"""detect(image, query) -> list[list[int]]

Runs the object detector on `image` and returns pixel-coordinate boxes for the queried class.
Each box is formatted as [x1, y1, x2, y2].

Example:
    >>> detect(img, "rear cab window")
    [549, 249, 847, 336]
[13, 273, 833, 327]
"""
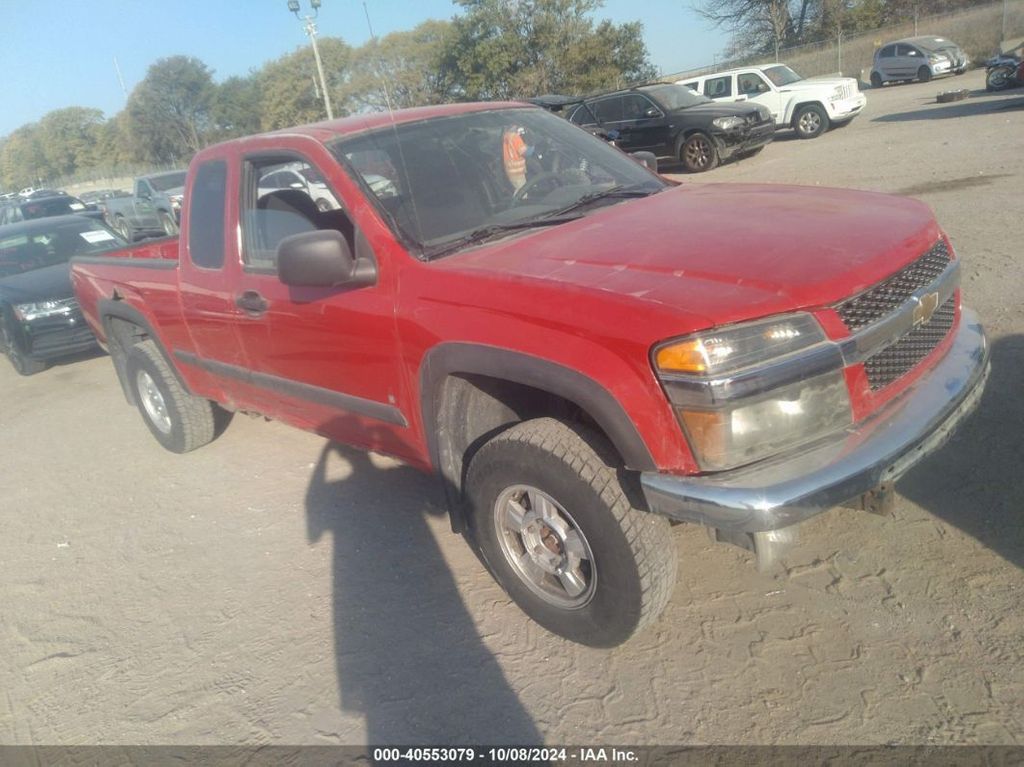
[188, 160, 228, 270]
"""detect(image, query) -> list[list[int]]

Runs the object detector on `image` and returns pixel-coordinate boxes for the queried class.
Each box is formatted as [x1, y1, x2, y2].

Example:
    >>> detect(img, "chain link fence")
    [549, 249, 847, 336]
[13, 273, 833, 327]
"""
[664, 0, 1024, 85]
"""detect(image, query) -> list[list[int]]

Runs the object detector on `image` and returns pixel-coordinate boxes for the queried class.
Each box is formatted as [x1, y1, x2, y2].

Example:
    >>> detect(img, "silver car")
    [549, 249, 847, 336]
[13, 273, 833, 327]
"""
[870, 36, 969, 87]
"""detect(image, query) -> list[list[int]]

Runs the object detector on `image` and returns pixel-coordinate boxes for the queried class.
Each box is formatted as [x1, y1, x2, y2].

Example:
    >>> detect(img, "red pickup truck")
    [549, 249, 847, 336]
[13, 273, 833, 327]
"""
[71, 103, 989, 646]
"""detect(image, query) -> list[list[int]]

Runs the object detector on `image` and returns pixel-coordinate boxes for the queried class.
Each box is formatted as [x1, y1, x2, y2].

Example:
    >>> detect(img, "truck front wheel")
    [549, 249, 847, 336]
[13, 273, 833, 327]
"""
[465, 418, 678, 647]
[125, 340, 226, 453]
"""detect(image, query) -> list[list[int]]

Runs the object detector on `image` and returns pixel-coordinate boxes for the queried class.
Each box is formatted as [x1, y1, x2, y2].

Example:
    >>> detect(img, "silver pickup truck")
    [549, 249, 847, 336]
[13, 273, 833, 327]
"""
[101, 170, 186, 241]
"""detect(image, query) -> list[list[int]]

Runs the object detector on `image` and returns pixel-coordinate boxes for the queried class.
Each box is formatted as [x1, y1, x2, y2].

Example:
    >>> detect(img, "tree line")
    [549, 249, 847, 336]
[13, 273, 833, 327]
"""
[0, 0, 654, 191]
[696, 0, 990, 61]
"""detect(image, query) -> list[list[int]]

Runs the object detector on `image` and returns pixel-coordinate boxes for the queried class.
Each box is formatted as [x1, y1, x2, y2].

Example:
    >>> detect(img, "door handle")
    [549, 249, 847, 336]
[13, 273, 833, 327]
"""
[235, 291, 268, 315]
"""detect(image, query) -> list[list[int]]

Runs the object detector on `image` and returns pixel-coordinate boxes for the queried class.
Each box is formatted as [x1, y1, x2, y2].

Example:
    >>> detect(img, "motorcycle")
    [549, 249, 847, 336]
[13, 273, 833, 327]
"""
[983, 54, 1024, 91]
[986, 39, 1024, 91]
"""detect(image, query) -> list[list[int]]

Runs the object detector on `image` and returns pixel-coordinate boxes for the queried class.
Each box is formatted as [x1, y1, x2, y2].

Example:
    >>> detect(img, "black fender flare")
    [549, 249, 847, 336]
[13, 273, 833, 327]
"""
[97, 299, 191, 405]
[419, 342, 656, 530]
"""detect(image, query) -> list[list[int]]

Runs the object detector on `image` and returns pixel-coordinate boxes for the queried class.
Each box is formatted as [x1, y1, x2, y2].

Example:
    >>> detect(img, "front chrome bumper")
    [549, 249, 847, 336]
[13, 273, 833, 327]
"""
[640, 308, 989, 532]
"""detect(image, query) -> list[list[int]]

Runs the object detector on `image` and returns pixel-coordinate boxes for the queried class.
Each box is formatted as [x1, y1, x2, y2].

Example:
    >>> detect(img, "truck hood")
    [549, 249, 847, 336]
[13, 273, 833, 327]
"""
[0, 263, 72, 305]
[443, 183, 941, 331]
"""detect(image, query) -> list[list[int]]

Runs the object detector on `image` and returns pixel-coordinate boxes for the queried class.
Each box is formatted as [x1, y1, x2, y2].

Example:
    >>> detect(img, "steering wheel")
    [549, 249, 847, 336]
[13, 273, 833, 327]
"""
[511, 172, 565, 205]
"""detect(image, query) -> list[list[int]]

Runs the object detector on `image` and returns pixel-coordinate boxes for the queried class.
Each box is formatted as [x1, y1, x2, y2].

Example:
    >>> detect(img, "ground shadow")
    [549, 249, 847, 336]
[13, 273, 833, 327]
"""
[899, 334, 1024, 569]
[873, 91, 1024, 122]
[305, 437, 542, 744]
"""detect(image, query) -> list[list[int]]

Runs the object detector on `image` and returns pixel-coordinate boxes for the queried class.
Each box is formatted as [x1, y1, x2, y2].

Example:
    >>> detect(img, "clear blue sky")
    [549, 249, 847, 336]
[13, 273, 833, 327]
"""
[0, 0, 727, 137]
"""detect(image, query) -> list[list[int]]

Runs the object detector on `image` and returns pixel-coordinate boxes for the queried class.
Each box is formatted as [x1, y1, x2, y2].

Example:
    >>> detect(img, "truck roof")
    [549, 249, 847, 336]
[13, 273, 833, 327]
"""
[255, 101, 532, 145]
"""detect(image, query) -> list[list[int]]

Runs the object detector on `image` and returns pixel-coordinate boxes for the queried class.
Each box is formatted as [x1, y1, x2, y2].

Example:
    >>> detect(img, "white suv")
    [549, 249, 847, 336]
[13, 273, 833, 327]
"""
[677, 64, 866, 139]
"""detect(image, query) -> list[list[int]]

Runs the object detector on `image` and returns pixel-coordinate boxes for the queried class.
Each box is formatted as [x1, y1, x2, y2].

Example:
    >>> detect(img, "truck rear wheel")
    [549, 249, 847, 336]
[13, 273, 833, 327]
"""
[465, 418, 678, 647]
[125, 340, 224, 453]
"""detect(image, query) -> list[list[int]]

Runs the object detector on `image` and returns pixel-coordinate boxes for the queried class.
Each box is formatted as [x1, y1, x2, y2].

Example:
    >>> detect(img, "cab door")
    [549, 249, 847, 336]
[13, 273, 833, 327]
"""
[229, 145, 413, 460]
[736, 71, 781, 123]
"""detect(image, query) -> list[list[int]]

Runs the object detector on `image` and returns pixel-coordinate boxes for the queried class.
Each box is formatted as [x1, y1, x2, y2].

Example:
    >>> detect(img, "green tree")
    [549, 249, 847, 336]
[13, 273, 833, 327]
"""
[36, 107, 105, 178]
[347, 20, 457, 111]
[257, 38, 352, 130]
[126, 55, 215, 163]
[210, 75, 262, 139]
[444, 0, 657, 100]
[0, 125, 50, 190]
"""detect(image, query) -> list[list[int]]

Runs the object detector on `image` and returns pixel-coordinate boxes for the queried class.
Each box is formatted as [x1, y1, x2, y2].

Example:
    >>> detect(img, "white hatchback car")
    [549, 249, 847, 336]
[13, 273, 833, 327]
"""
[677, 63, 866, 139]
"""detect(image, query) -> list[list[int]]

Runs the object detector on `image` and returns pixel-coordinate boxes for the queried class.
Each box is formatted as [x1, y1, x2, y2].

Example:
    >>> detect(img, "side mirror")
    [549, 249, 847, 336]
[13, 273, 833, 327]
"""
[644, 107, 661, 118]
[277, 230, 375, 288]
[758, 83, 769, 92]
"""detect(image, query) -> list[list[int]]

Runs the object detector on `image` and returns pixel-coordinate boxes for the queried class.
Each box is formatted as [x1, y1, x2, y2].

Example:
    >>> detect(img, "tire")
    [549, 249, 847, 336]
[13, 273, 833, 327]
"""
[158, 211, 178, 236]
[1, 318, 46, 375]
[679, 132, 719, 173]
[793, 103, 829, 139]
[986, 65, 1014, 91]
[114, 216, 134, 242]
[125, 339, 223, 453]
[918, 66, 932, 83]
[7, 345, 46, 376]
[870, 71, 883, 88]
[465, 418, 678, 647]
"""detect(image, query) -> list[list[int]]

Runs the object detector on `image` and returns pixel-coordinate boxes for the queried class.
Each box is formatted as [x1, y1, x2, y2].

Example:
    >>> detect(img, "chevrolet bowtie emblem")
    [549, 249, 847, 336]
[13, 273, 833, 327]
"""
[913, 292, 940, 326]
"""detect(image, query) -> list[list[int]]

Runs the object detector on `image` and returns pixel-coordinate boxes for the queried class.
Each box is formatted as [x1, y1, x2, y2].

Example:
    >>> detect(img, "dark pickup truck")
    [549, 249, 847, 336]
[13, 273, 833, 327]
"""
[101, 170, 186, 241]
[71, 102, 989, 646]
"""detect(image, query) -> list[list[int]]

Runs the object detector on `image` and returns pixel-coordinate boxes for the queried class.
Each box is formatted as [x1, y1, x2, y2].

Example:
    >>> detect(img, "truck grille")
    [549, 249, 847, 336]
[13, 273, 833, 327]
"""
[837, 240, 952, 331]
[863, 297, 956, 390]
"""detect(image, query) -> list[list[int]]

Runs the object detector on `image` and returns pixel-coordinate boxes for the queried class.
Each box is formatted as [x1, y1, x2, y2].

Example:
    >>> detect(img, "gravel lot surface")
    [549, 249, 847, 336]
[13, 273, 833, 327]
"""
[1, 69, 1022, 746]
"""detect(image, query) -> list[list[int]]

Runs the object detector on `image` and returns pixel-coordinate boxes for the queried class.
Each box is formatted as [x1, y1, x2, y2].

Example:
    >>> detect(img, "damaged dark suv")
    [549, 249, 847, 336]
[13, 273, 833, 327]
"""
[567, 83, 775, 173]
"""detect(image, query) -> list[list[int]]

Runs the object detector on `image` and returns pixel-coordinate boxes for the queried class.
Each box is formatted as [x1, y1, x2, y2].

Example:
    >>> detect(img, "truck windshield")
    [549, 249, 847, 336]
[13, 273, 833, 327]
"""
[330, 107, 667, 257]
[762, 65, 804, 86]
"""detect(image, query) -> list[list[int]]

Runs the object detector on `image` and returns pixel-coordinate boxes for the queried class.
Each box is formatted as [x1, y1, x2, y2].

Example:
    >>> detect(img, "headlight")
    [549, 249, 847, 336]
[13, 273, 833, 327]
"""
[712, 116, 746, 131]
[654, 314, 852, 471]
[13, 298, 78, 322]
[170, 195, 184, 209]
[831, 85, 844, 100]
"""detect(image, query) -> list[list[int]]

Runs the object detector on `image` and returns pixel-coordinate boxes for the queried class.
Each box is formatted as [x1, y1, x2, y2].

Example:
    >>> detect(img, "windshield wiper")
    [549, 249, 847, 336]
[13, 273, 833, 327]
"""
[424, 215, 582, 260]
[546, 185, 660, 218]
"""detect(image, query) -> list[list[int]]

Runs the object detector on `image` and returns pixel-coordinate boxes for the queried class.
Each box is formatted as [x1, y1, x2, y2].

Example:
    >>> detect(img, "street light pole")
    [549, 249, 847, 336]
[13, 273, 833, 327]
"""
[287, 0, 334, 120]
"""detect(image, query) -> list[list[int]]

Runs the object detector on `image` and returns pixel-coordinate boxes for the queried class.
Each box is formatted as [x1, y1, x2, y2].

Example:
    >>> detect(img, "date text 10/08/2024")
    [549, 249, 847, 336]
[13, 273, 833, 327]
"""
[372, 747, 639, 762]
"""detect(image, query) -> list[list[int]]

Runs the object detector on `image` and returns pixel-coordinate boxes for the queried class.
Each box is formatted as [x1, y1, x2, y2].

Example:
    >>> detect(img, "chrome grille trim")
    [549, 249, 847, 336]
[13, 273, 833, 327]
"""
[838, 259, 959, 366]
[837, 240, 952, 331]
[864, 297, 956, 390]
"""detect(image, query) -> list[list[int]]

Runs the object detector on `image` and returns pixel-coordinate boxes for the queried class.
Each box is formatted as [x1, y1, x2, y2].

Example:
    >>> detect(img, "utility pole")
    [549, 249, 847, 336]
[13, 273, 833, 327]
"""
[287, 0, 334, 120]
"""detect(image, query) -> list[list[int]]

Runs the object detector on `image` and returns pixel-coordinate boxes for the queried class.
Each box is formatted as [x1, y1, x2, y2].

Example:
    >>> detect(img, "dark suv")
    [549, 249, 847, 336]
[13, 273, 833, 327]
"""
[566, 83, 775, 173]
